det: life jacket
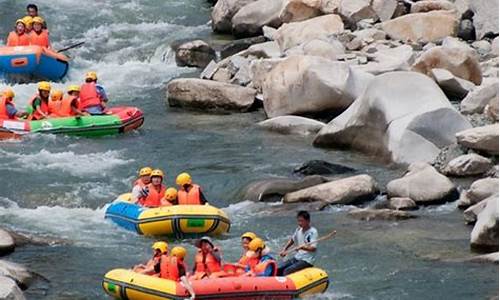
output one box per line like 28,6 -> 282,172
159,255 -> 184,281
79,83 -> 102,110
142,183 -> 166,207
178,184 -> 202,205
48,99 -> 61,117
251,256 -> 277,277
29,29 -> 50,48
6,31 -> 30,46
57,96 -> 77,117
0,97 -> 15,119
28,94 -> 49,120
194,249 -> 222,276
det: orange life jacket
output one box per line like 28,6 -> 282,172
0,97 -> 15,119
159,255 -> 184,281
178,184 -> 202,205
142,183 -> 166,207
79,83 -> 102,109
6,31 -> 30,46
28,94 -> 49,120
48,99 -> 61,117
194,249 -> 222,275
251,257 -> 277,276
57,96 -> 78,117
29,29 -> 50,48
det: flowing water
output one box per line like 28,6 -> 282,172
0,1 -> 497,299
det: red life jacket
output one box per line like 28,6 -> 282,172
178,184 -> 202,205
29,29 -> 50,48
194,249 -> 222,276
142,183 -> 166,207
0,97 -> 16,119
79,83 -> 102,109
48,99 -> 61,117
159,255 -> 184,281
251,257 -> 277,276
28,94 -> 49,120
6,31 -> 30,46
58,96 -> 78,117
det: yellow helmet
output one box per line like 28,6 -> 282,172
38,81 -> 51,91
164,188 -> 178,201
32,16 -> 44,24
139,167 -> 153,176
85,71 -> 97,81
151,169 -> 164,178
2,89 -> 15,99
15,19 -> 25,26
241,232 -> 257,241
51,90 -> 63,101
248,238 -> 265,252
152,241 -> 168,254
171,246 -> 187,259
67,85 -> 80,93
176,172 -> 192,186
22,16 -> 33,26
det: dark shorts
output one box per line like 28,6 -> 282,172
277,258 -> 312,276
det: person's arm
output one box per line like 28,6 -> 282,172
33,99 -> 48,119
180,276 -> 195,300
279,232 -> 296,257
70,99 -> 85,116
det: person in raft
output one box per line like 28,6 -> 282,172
6,19 -> 30,46
28,81 -> 51,120
243,238 -> 277,277
226,232 -> 258,275
156,246 -> 196,299
0,89 -> 28,120
139,169 -> 166,207
133,241 -> 168,274
161,187 -> 178,206
48,89 -> 63,116
79,71 -> 108,115
277,210 -> 318,276
190,236 -> 223,280
22,16 -> 33,34
131,167 -> 152,204
176,172 -> 208,205
25,3 -> 47,29
29,16 -> 50,48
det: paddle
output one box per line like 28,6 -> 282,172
57,41 -> 85,53
281,230 -> 337,257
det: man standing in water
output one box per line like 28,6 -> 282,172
278,211 -> 318,276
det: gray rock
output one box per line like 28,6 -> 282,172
492,37 -> 499,57
456,123 -> 499,155
458,178 -> 499,208
167,78 -> 256,112
285,39 -> 345,61
389,197 -> 418,210
174,40 -> 216,68
466,252 -> 499,263
258,116 -> 326,135
410,0 -> 456,13
464,197 -> 489,224
0,260 -> 33,290
200,60 -> 218,80
348,208 -> 417,221
472,40 -> 492,56
242,41 -> 281,59
484,96 -> 499,122
211,0 -> 258,33
279,0 -> 322,23
354,44 -> 415,74
241,175 -> 329,202
471,194 -> 499,252
431,68 -> 475,100
231,0 -> 283,38
387,162 -> 458,205
443,153 -> 493,176
470,0 -> 499,39
339,0 -> 378,28
249,58 -> 285,92
314,72 -> 472,164
0,276 -> 25,300
372,0 -> 398,22
461,78 -> 499,114
0,230 -> 14,257
283,174 -> 379,205
212,67 -> 233,82
293,160 -> 355,176
262,26 -> 277,40
220,36 -> 267,59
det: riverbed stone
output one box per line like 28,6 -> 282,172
338,0 -> 378,27
174,40 -> 216,68
0,230 -> 14,257
381,10 -> 458,43
314,72 -> 472,164
285,39 -> 345,61
167,78 -> 256,112
354,44 -> 415,75
464,197 -> 489,224
211,0 -> 258,33
279,0 -> 322,23
387,162 -> 458,204
454,0 -> 499,39
410,0 -> 455,13
0,276 -> 25,300
258,116 -> 326,135
274,14 -> 344,52
372,0 -> 398,22
442,154 -> 493,177
348,208 -> 416,221
293,160 -> 355,176
262,56 -> 373,118
456,124 -> 499,155
430,68 -> 475,99
220,36 -> 267,59
471,194 -> 499,252
249,58 -> 285,92
283,174 -> 379,205
231,0 -> 283,37
0,260 -> 32,290
388,197 -> 418,210
461,78 -> 499,114
484,96 -> 499,122
492,37 -> 499,57
458,178 -> 499,208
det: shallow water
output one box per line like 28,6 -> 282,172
0,0 -> 497,299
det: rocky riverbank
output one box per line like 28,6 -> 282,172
165,0 -> 499,259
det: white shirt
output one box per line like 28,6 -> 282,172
292,226 -> 318,264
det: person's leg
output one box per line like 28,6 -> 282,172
282,260 -> 312,275
277,258 -> 297,276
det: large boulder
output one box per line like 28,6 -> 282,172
387,162 -> 458,204
174,40 -> 216,68
0,260 -> 33,289
314,72 -> 472,164
442,153 -> 493,177
231,0 -> 283,38
279,0 -> 322,23
461,78 -> 499,114
262,56 -> 374,118
458,178 -> 499,208
412,44 -> 482,85
456,124 -> 499,155
283,174 -> 379,205
454,0 -> 499,39
0,276 -> 25,300
0,229 -> 14,256
381,10 -> 458,43
371,0 -> 398,22
388,197 -> 418,210
274,14 -> 344,52
430,68 -> 475,100
485,96 -> 499,122
464,197 -> 489,224
293,160 -> 355,176
471,195 -> 499,252
410,0 -> 456,13
258,116 -> 326,135
348,208 -> 416,221
167,79 -> 256,112
249,58 -> 285,92
338,0 -> 378,27
220,36 -> 267,59
211,0 -> 258,33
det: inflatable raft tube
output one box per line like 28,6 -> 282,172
105,193 -> 230,237
103,267 -> 329,300
0,106 -> 144,138
0,45 -> 69,82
